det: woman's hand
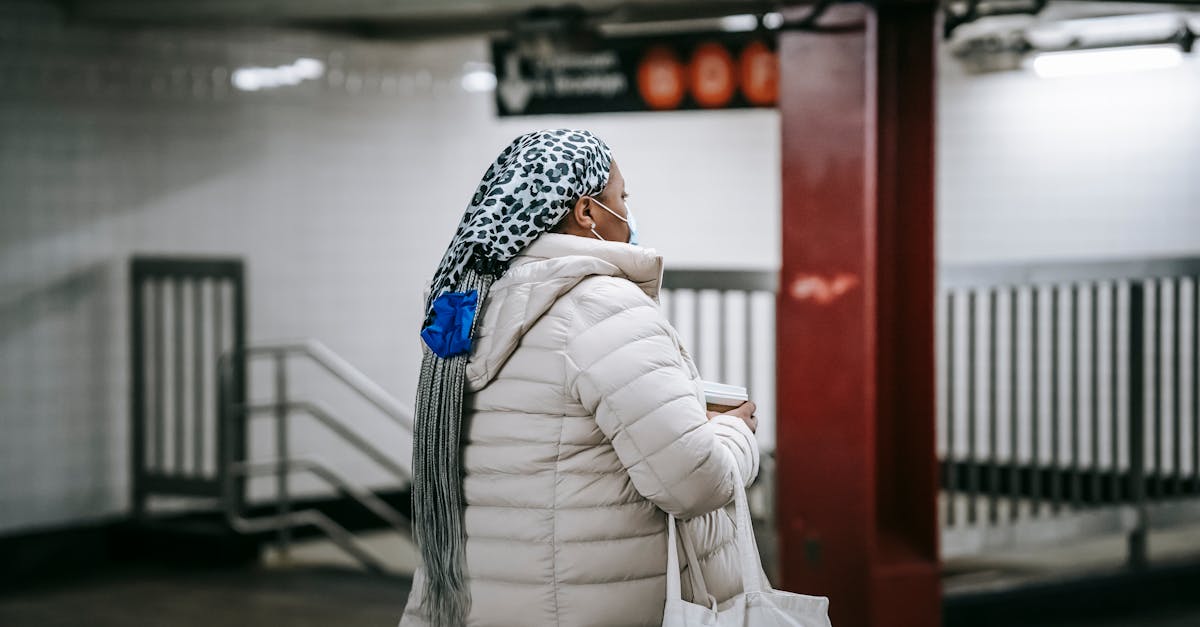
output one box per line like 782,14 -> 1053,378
706,400 -> 757,433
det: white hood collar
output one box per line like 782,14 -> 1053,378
464,233 -> 665,390
513,233 -> 665,300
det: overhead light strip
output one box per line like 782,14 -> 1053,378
1028,44 -> 1184,78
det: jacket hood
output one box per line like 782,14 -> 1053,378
465,233 -> 664,391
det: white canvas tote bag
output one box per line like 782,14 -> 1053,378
664,465 -> 833,627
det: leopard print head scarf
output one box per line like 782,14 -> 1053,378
425,128 -> 614,313
412,129 -> 612,627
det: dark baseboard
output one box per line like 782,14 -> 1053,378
0,488 -> 410,594
0,519 -> 120,592
944,559 -> 1200,627
941,459 -> 1200,506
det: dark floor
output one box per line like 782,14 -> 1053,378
2,563 -> 1200,627
0,565 -> 412,627
1026,608 -> 1200,627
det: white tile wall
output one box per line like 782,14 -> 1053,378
937,44 -> 1200,263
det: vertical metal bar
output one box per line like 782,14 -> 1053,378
155,278 -> 166,472
232,270 -> 248,516
945,291 -> 957,527
1050,285 -> 1061,512
174,277 -> 186,475
967,290 -> 978,524
718,291 -> 727,382
1091,282 -> 1101,505
1194,276 -> 1199,494
693,289 -> 702,370
214,271 -> 247,515
219,349 -> 233,517
193,279 -> 205,477
275,351 -> 291,557
1153,279 -> 1163,498
1172,278 -> 1182,495
215,279 -> 229,509
1031,286 -> 1042,515
214,278 -> 226,480
1010,287 -> 1021,520
744,291 -> 753,390
130,264 -> 146,518
213,281 -> 224,369
1128,281 -> 1147,570
1112,282 -> 1121,503
988,289 -> 999,523
1070,284 -> 1081,509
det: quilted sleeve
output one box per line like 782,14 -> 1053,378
564,277 -> 760,520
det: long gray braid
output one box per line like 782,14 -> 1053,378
413,129 -> 613,626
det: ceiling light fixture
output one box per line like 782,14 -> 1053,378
461,69 -> 498,92
719,14 -> 759,32
1029,43 -> 1184,78
231,57 -> 325,92
952,11 -> 1197,75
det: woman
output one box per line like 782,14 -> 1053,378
402,129 -> 760,627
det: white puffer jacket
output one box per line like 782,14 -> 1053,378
400,233 -> 760,627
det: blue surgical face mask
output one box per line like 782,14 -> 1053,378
589,198 -> 638,246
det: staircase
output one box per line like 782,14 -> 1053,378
128,257 -> 414,574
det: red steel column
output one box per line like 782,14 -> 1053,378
775,3 -> 940,627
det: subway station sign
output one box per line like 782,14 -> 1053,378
492,32 -> 778,116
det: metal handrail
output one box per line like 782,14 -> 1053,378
223,454 -> 396,571
662,258 -> 1200,292
242,400 -> 413,479
218,339 -> 415,573
244,339 -> 415,432
225,456 -> 410,575
939,255 -> 1200,289
233,457 -> 411,535
663,269 -> 779,292
228,508 -> 389,574
935,257 -> 1200,570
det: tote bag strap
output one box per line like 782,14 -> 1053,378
668,465 -> 771,601
678,517 -> 711,604
666,515 -> 716,608
730,464 -> 771,594
666,514 -> 683,601
662,511 -> 681,600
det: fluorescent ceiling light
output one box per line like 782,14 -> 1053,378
1029,44 -> 1183,78
461,70 -> 497,93
231,57 -> 325,91
232,67 -> 265,91
720,14 -> 758,32
763,12 -> 784,30
290,58 -> 325,80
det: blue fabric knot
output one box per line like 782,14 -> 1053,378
420,290 -> 479,358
